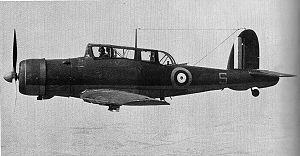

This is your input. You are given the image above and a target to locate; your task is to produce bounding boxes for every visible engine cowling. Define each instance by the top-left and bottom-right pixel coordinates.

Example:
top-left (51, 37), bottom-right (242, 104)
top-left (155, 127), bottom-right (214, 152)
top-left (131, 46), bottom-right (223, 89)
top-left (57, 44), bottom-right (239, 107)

top-left (18, 59), bottom-right (46, 96)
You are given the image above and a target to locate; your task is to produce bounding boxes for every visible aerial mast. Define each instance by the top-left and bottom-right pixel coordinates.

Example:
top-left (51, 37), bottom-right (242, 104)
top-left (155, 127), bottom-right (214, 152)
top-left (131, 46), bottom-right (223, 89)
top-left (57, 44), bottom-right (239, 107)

top-left (135, 28), bottom-right (138, 49)
top-left (134, 28), bottom-right (141, 60)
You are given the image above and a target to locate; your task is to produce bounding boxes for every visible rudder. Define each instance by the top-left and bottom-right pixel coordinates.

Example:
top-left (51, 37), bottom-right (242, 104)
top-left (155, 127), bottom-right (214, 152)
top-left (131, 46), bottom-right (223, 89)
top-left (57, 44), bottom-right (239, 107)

top-left (227, 29), bottom-right (259, 70)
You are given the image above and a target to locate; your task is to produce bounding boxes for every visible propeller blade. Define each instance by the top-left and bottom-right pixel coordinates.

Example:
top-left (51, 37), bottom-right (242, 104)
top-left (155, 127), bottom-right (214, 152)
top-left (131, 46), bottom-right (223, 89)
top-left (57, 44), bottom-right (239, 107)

top-left (13, 79), bottom-right (18, 112)
top-left (3, 30), bottom-right (19, 83)
top-left (13, 29), bottom-right (17, 74)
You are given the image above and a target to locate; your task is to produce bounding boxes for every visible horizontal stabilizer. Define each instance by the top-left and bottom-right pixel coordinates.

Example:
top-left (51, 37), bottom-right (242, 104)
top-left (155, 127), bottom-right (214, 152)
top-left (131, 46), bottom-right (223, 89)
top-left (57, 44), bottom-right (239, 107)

top-left (249, 70), bottom-right (296, 77)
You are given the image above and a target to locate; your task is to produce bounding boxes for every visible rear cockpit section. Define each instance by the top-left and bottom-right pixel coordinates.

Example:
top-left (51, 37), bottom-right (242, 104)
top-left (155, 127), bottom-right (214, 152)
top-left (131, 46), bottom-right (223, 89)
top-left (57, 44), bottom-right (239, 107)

top-left (84, 44), bottom-right (176, 65)
top-left (227, 29), bottom-right (259, 70)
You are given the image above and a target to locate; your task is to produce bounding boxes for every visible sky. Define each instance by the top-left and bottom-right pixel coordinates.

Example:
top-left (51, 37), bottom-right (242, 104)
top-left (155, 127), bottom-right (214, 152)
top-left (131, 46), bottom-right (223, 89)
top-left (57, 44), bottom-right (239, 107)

top-left (1, 0), bottom-right (299, 155)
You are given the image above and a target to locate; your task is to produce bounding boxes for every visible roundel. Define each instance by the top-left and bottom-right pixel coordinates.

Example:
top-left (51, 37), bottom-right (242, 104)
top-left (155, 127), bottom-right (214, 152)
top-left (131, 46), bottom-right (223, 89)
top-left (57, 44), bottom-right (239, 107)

top-left (171, 67), bottom-right (192, 87)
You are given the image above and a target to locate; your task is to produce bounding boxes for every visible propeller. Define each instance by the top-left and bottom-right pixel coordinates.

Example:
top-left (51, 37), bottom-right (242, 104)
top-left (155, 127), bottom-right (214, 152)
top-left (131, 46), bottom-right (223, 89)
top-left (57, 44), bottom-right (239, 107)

top-left (3, 29), bottom-right (18, 83)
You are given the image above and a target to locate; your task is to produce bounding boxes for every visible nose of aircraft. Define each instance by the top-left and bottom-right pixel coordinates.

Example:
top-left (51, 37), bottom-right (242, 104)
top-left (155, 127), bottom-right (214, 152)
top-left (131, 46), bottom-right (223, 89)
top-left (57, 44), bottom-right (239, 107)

top-left (3, 71), bottom-right (17, 83)
top-left (3, 72), bottom-right (13, 83)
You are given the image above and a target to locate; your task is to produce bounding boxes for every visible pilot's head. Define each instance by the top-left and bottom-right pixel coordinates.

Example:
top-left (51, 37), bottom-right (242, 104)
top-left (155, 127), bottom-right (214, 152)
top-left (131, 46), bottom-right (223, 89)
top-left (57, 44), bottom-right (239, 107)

top-left (99, 47), bottom-right (105, 52)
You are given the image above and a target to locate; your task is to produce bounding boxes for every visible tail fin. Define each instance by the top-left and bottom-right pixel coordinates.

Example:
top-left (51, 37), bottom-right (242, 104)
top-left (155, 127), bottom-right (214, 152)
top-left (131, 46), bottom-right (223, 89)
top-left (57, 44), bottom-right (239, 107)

top-left (227, 29), bottom-right (259, 70)
top-left (227, 44), bottom-right (234, 69)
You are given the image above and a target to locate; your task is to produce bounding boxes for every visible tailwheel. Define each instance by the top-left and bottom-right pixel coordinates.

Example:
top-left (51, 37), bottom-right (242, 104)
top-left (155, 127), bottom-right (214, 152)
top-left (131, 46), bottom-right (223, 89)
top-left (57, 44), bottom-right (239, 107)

top-left (108, 105), bottom-right (120, 112)
top-left (251, 88), bottom-right (259, 97)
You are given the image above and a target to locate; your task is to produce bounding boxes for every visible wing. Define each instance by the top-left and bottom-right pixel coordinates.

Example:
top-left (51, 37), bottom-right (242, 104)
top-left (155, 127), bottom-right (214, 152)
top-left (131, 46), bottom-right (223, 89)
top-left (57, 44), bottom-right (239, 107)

top-left (80, 89), bottom-right (169, 106)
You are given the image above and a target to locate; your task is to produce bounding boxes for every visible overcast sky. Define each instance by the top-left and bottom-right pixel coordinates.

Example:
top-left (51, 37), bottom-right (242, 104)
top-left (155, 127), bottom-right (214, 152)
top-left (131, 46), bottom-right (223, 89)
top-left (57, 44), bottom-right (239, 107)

top-left (1, 1), bottom-right (299, 155)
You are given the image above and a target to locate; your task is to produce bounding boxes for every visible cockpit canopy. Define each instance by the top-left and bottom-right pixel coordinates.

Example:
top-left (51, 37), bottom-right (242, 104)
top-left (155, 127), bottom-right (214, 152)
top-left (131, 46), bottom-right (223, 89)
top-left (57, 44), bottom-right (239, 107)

top-left (84, 44), bottom-right (176, 65)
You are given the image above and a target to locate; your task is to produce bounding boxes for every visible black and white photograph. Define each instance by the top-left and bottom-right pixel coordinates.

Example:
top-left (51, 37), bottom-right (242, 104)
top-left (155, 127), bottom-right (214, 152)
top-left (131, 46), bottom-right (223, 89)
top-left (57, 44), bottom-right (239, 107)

top-left (1, 1), bottom-right (299, 155)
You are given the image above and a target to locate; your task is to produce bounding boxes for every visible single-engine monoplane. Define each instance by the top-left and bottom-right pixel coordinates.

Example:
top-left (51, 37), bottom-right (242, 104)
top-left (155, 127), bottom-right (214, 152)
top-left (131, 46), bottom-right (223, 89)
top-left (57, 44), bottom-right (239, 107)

top-left (4, 29), bottom-right (295, 111)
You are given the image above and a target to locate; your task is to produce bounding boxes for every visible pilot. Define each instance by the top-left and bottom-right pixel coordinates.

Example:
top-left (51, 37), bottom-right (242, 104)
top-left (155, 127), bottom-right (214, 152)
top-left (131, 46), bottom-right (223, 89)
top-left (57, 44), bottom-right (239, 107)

top-left (150, 52), bottom-right (155, 62)
top-left (99, 47), bottom-right (108, 58)
top-left (106, 47), bottom-right (111, 57)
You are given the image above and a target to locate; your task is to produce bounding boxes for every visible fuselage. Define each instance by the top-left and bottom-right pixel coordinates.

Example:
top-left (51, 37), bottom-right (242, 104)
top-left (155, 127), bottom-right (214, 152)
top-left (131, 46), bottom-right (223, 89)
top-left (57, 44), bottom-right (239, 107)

top-left (18, 57), bottom-right (279, 100)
